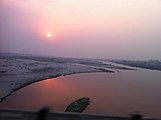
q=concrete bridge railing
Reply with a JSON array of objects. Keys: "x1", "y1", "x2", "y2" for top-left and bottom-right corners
[{"x1": 0, "y1": 108, "x2": 160, "y2": 120}]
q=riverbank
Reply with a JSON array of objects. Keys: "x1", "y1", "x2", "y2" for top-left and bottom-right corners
[
  {"x1": 0, "y1": 53, "x2": 134, "y2": 101},
  {"x1": 110, "y1": 60, "x2": 161, "y2": 71}
]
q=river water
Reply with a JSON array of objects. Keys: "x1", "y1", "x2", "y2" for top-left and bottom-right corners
[{"x1": 0, "y1": 69, "x2": 161, "y2": 117}]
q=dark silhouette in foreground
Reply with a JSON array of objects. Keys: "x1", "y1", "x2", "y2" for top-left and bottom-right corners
[
  {"x1": 0, "y1": 108, "x2": 159, "y2": 120},
  {"x1": 65, "y1": 97, "x2": 91, "y2": 113},
  {"x1": 36, "y1": 106, "x2": 50, "y2": 120},
  {"x1": 130, "y1": 112, "x2": 143, "y2": 120}
]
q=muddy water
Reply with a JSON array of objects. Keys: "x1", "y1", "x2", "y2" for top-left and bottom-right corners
[{"x1": 0, "y1": 69, "x2": 161, "y2": 117}]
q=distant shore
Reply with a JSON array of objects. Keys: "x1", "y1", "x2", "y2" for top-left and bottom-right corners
[{"x1": 110, "y1": 60, "x2": 161, "y2": 71}]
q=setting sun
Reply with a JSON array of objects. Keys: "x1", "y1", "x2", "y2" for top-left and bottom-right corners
[{"x1": 46, "y1": 32, "x2": 52, "y2": 38}]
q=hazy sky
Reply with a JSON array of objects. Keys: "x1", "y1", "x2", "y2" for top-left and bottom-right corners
[{"x1": 1, "y1": 0, "x2": 161, "y2": 60}]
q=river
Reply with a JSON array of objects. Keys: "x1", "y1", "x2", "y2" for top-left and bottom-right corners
[{"x1": 0, "y1": 69, "x2": 161, "y2": 117}]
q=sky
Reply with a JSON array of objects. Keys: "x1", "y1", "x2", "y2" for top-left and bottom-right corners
[{"x1": 0, "y1": 0, "x2": 161, "y2": 60}]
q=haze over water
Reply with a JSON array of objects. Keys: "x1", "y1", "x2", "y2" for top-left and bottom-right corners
[
  {"x1": 1, "y1": 1, "x2": 161, "y2": 119},
  {"x1": 1, "y1": 70, "x2": 161, "y2": 117},
  {"x1": 1, "y1": 0, "x2": 161, "y2": 60}
]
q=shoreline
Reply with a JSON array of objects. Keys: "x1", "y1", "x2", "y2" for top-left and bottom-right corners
[
  {"x1": 0, "y1": 54, "x2": 136, "y2": 102},
  {"x1": 0, "y1": 70, "x2": 111, "y2": 102}
]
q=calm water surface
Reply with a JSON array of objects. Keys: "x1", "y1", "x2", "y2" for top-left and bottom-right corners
[{"x1": 0, "y1": 69, "x2": 161, "y2": 117}]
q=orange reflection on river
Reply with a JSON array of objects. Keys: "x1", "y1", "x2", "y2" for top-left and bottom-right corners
[{"x1": 0, "y1": 71, "x2": 161, "y2": 117}]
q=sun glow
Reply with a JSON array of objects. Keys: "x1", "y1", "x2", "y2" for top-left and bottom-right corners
[{"x1": 46, "y1": 32, "x2": 52, "y2": 38}]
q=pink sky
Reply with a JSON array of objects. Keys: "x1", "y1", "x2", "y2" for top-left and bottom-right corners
[{"x1": 1, "y1": 0, "x2": 161, "y2": 60}]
